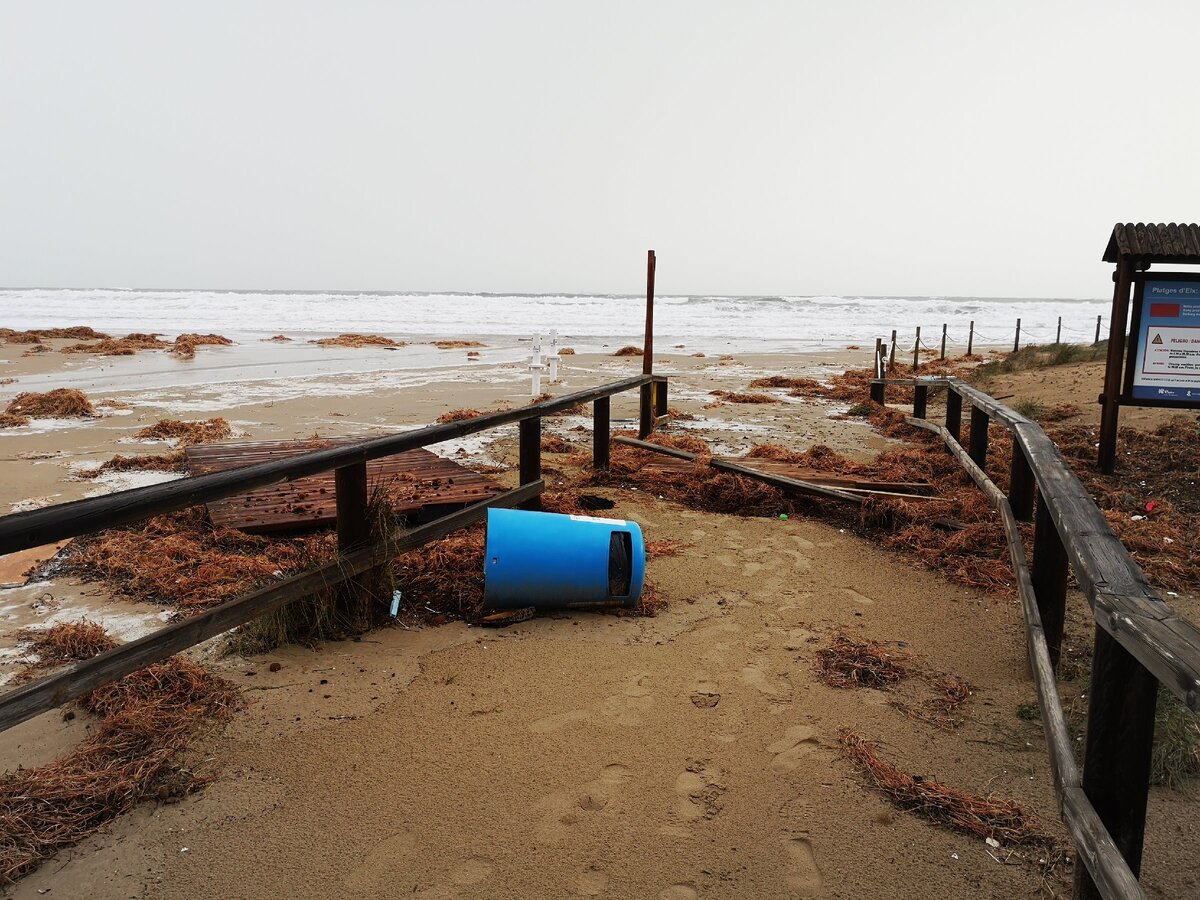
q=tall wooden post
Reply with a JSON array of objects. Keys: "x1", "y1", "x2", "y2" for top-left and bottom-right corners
[
  {"x1": 912, "y1": 384, "x2": 928, "y2": 419},
  {"x1": 653, "y1": 378, "x2": 668, "y2": 419},
  {"x1": 1098, "y1": 258, "x2": 1132, "y2": 474},
  {"x1": 1009, "y1": 446, "x2": 1035, "y2": 522},
  {"x1": 1056, "y1": 316, "x2": 1062, "y2": 344},
  {"x1": 519, "y1": 418, "x2": 542, "y2": 510},
  {"x1": 969, "y1": 406, "x2": 989, "y2": 468},
  {"x1": 940, "y1": 323, "x2": 947, "y2": 359},
  {"x1": 1014, "y1": 318, "x2": 1022, "y2": 353},
  {"x1": 913, "y1": 326, "x2": 921, "y2": 371},
  {"x1": 1095, "y1": 315, "x2": 1102, "y2": 345},
  {"x1": 870, "y1": 338, "x2": 885, "y2": 404},
  {"x1": 967, "y1": 320, "x2": 974, "y2": 356},
  {"x1": 889, "y1": 329, "x2": 897, "y2": 372},
  {"x1": 639, "y1": 250, "x2": 656, "y2": 437}
]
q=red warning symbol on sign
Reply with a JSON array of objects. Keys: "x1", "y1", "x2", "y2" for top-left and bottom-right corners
[{"x1": 1152, "y1": 333, "x2": 1164, "y2": 345}]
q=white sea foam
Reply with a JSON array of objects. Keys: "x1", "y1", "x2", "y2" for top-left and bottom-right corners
[{"x1": 0, "y1": 289, "x2": 1109, "y2": 354}]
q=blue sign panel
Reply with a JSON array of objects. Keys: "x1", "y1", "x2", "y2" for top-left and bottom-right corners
[{"x1": 1131, "y1": 278, "x2": 1200, "y2": 403}]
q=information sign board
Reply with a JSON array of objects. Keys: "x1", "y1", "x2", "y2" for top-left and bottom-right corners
[{"x1": 1124, "y1": 273, "x2": 1200, "y2": 407}]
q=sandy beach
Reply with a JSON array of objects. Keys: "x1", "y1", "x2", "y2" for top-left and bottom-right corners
[{"x1": 1, "y1": 333, "x2": 1197, "y2": 899}]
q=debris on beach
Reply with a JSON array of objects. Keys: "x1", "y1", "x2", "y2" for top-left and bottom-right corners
[
  {"x1": 815, "y1": 633, "x2": 910, "y2": 689},
  {"x1": 134, "y1": 417, "x2": 232, "y2": 446},
  {"x1": 0, "y1": 413, "x2": 31, "y2": 428},
  {"x1": 437, "y1": 408, "x2": 484, "y2": 424},
  {"x1": 62, "y1": 507, "x2": 336, "y2": 611},
  {"x1": 541, "y1": 434, "x2": 572, "y2": 453},
  {"x1": 0, "y1": 641, "x2": 241, "y2": 884},
  {"x1": 612, "y1": 345, "x2": 643, "y2": 356},
  {"x1": 431, "y1": 340, "x2": 484, "y2": 349},
  {"x1": 558, "y1": 347, "x2": 576, "y2": 355},
  {"x1": 16, "y1": 621, "x2": 117, "y2": 675},
  {"x1": 263, "y1": 334, "x2": 293, "y2": 342},
  {"x1": 1, "y1": 326, "x2": 110, "y2": 343},
  {"x1": 75, "y1": 451, "x2": 187, "y2": 478},
  {"x1": 5, "y1": 388, "x2": 97, "y2": 418},
  {"x1": 838, "y1": 729, "x2": 1059, "y2": 853},
  {"x1": 311, "y1": 333, "x2": 404, "y2": 348},
  {"x1": 61, "y1": 333, "x2": 171, "y2": 355},
  {"x1": 709, "y1": 390, "x2": 780, "y2": 404},
  {"x1": 170, "y1": 333, "x2": 233, "y2": 359}
]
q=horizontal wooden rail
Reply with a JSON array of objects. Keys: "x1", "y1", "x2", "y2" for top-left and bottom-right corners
[
  {"x1": 0, "y1": 481, "x2": 544, "y2": 734},
  {"x1": 0, "y1": 375, "x2": 650, "y2": 555},
  {"x1": 906, "y1": 416, "x2": 1143, "y2": 899}
]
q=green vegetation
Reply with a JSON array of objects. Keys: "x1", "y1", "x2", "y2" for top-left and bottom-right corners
[
  {"x1": 1152, "y1": 689, "x2": 1200, "y2": 789},
  {"x1": 969, "y1": 341, "x2": 1108, "y2": 388},
  {"x1": 845, "y1": 401, "x2": 875, "y2": 417}
]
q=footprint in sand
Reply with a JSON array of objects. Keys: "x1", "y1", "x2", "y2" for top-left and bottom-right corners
[
  {"x1": 531, "y1": 674, "x2": 654, "y2": 731},
  {"x1": 343, "y1": 829, "x2": 417, "y2": 892},
  {"x1": 530, "y1": 708, "x2": 590, "y2": 733},
  {"x1": 738, "y1": 664, "x2": 786, "y2": 697},
  {"x1": 659, "y1": 885, "x2": 699, "y2": 900},
  {"x1": 577, "y1": 866, "x2": 610, "y2": 896},
  {"x1": 537, "y1": 764, "x2": 633, "y2": 843},
  {"x1": 673, "y1": 761, "x2": 725, "y2": 823},
  {"x1": 767, "y1": 725, "x2": 821, "y2": 773},
  {"x1": 842, "y1": 588, "x2": 874, "y2": 606},
  {"x1": 689, "y1": 676, "x2": 720, "y2": 709},
  {"x1": 450, "y1": 856, "x2": 495, "y2": 886},
  {"x1": 783, "y1": 835, "x2": 825, "y2": 895}
]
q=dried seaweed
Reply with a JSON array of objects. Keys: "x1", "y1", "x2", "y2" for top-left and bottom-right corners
[
  {"x1": 134, "y1": 418, "x2": 232, "y2": 446},
  {"x1": 5, "y1": 389, "x2": 96, "y2": 418},
  {"x1": 311, "y1": 333, "x2": 403, "y2": 348}
]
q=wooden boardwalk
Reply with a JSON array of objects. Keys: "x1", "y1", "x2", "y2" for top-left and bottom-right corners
[{"x1": 185, "y1": 437, "x2": 505, "y2": 533}]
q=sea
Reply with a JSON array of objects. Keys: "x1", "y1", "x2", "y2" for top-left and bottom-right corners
[{"x1": 0, "y1": 288, "x2": 1109, "y2": 355}]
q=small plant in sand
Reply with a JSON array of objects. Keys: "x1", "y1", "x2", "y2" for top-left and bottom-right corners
[
  {"x1": 170, "y1": 333, "x2": 233, "y2": 359},
  {"x1": 134, "y1": 418, "x2": 232, "y2": 446},
  {"x1": 311, "y1": 333, "x2": 404, "y2": 348},
  {"x1": 5, "y1": 389, "x2": 97, "y2": 418}
]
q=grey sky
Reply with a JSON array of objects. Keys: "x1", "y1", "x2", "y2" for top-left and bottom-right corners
[{"x1": 1, "y1": 1, "x2": 1196, "y2": 297}]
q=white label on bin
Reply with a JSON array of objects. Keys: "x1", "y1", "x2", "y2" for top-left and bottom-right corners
[{"x1": 569, "y1": 514, "x2": 628, "y2": 526}]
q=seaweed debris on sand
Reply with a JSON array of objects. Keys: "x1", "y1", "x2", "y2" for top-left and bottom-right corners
[
  {"x1": 5, "y1": 389, "x2": 97, "y2": 418},
  {"x1": 311, "y1": 334, "x2": 404, "y2": 348},
  {"x1": 170, "y1": 333, "x2": 233, "y2": 359},
  {"x1": 134, "y1": 418, "x2": 232, "y2": 446}
]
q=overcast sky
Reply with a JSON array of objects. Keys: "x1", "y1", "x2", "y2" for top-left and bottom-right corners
[{"x1": 1, "y1": 1, "x2": 1196, "y2": 297}]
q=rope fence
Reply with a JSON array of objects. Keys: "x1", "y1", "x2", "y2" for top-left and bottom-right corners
[{"x1": 882, "y1": 315, "x2": 1107, "y2": 368}]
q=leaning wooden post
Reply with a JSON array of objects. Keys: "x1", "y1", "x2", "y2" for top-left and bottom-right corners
[
  {"x1": 913, "y1": 326, "x2": 921, "y2": 371},
  {"x1": 888, "y1": 329, "x2": 897, "y2": 372},
  {"x1": 967, "y1": 320, "x2": 975, "y2": 356},
  {"x1": 1008, "y1": 444, "x2": 1035, "y2": 522},
  {"x1": 1099, "y1": 258, "x2": 1133, "y2": 474},
  {"x1": 940, "y1": 323, "x2": 947, "y2": 359},
  {"x1": 1013, "y1": 317, "x2": 1022, "y2": 353},
  {"x1": 945, "y1": 389, "x2": 962, "y2": 443},
  {"x1": 593, "y1": 397, "x2": 610, "y2": 471},
  {"x1": 1030, "y1": 493, "x2": 1067, "y2": 667},
  {"x1": 968, "y1": 406, "x2": 989, "y2": 468},
  {"x1": 518, "y1": 418, "x2": 542, "y2": 510},
  {"x1": 912, "y1": 383, "x2": 928, "y2": 419},
  {"x1": 1056, "y1": 316, "x2": 1062, "y2": 344},
  {"x1": 1073, "y1": 632, "x2": 1159, "y2": 900},
  {"x1": 335, "y1": 461, "x2": 373, "y2": 632},
  {"x1": 639, "y1": 249, "x2": 656, "y2": 437}
]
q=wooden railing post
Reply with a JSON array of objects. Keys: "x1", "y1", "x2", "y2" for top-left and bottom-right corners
[
  {"x1": 870, "y1": 339, "x2": 885, "y2": 404},
  {"x1": 1073, "y1": 631, "x2": 1159, "y2": 900},
  {"x1": 519, "y1": 418, "x2": 542, "y2": 510},
  {"x1": 912, "y1": 383, "x2": 928, "y2": 419},
  {"x1": 593, "y1": 397, "x2": 610, "y2": 471},
  {"x1": 1030, "y1": 493, "x2": 1067, "y2": 667},
  {"x1": 638, "y1": 383, "x2": 653, "y2": 438},
  {"x1": 1009, "y1": 445, "x2": 1035, "y2": 522},
  {"x1": 968, "y1": 406, "x2": 989, "y2": 468},
  {"x1": 653, "y1": 377, "x2": 668, "y2": 420},
  {"x1": 335, "y1": 461, "x2": 374, "y2": 632},
  {"x1": 945, "y1": 388, "x2": 962, "y2": 443},
  {"x1": 889, "y1": 329, "x2": 897, "y2": 372}
]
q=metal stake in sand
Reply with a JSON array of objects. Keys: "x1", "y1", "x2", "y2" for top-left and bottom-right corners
[
  {"x1": 546, "y1": 329, "x2": 561, "y2": 382},
  {"x1": 529, "y1": 333, "x2": 547, "y2": 398}
]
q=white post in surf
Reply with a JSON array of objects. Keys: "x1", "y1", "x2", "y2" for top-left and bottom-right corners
[
  {"x1": 546, "y1": 328, "x2": 561, "y2": 382},
  {"x1": 529, "y1": 333, "x2": 547, "y2": 397}
]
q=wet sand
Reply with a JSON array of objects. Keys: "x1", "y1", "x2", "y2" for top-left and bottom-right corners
[{"x1": 1, "y1": 337, "x2": 1198, "y2": 898}]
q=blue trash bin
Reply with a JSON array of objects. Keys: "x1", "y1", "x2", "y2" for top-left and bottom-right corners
[{"x1": 483, "y1": 508, "x2": 646, "y2": 610}]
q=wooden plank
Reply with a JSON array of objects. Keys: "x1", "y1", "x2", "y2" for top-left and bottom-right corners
[
  {"x1": 1032, "y1": 492, "x2": 1068, "y2": 669},
  {"x1": 1063, "y1": 788, "x2": 1147, "y2": 900},
  {"x1": 518, "y1": 418, "x2": 541, "y2": 511},
  {"x1": 613, "y1": 435, "x2": 699, "y2": 461},
  {"x1": 0, "y1": 481, "x2": 545, "y2": 734},
  {"x1": 186, "y1": 442, "x2": 503, "y2": 533},
  {"x1": 0, "y1": 375, "x2": 651, "y2": 554},
  {"x1": 709, "y1": 459, "x2": 864, "y2": 505}
]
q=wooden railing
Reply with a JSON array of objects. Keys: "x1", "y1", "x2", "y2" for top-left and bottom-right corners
[
  {"x1": 0, "y1": 374, "x2": 665, "y2": 733},
  {"x1": 871, "y1": 374, "x2": 1200, "y2": 900}
]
